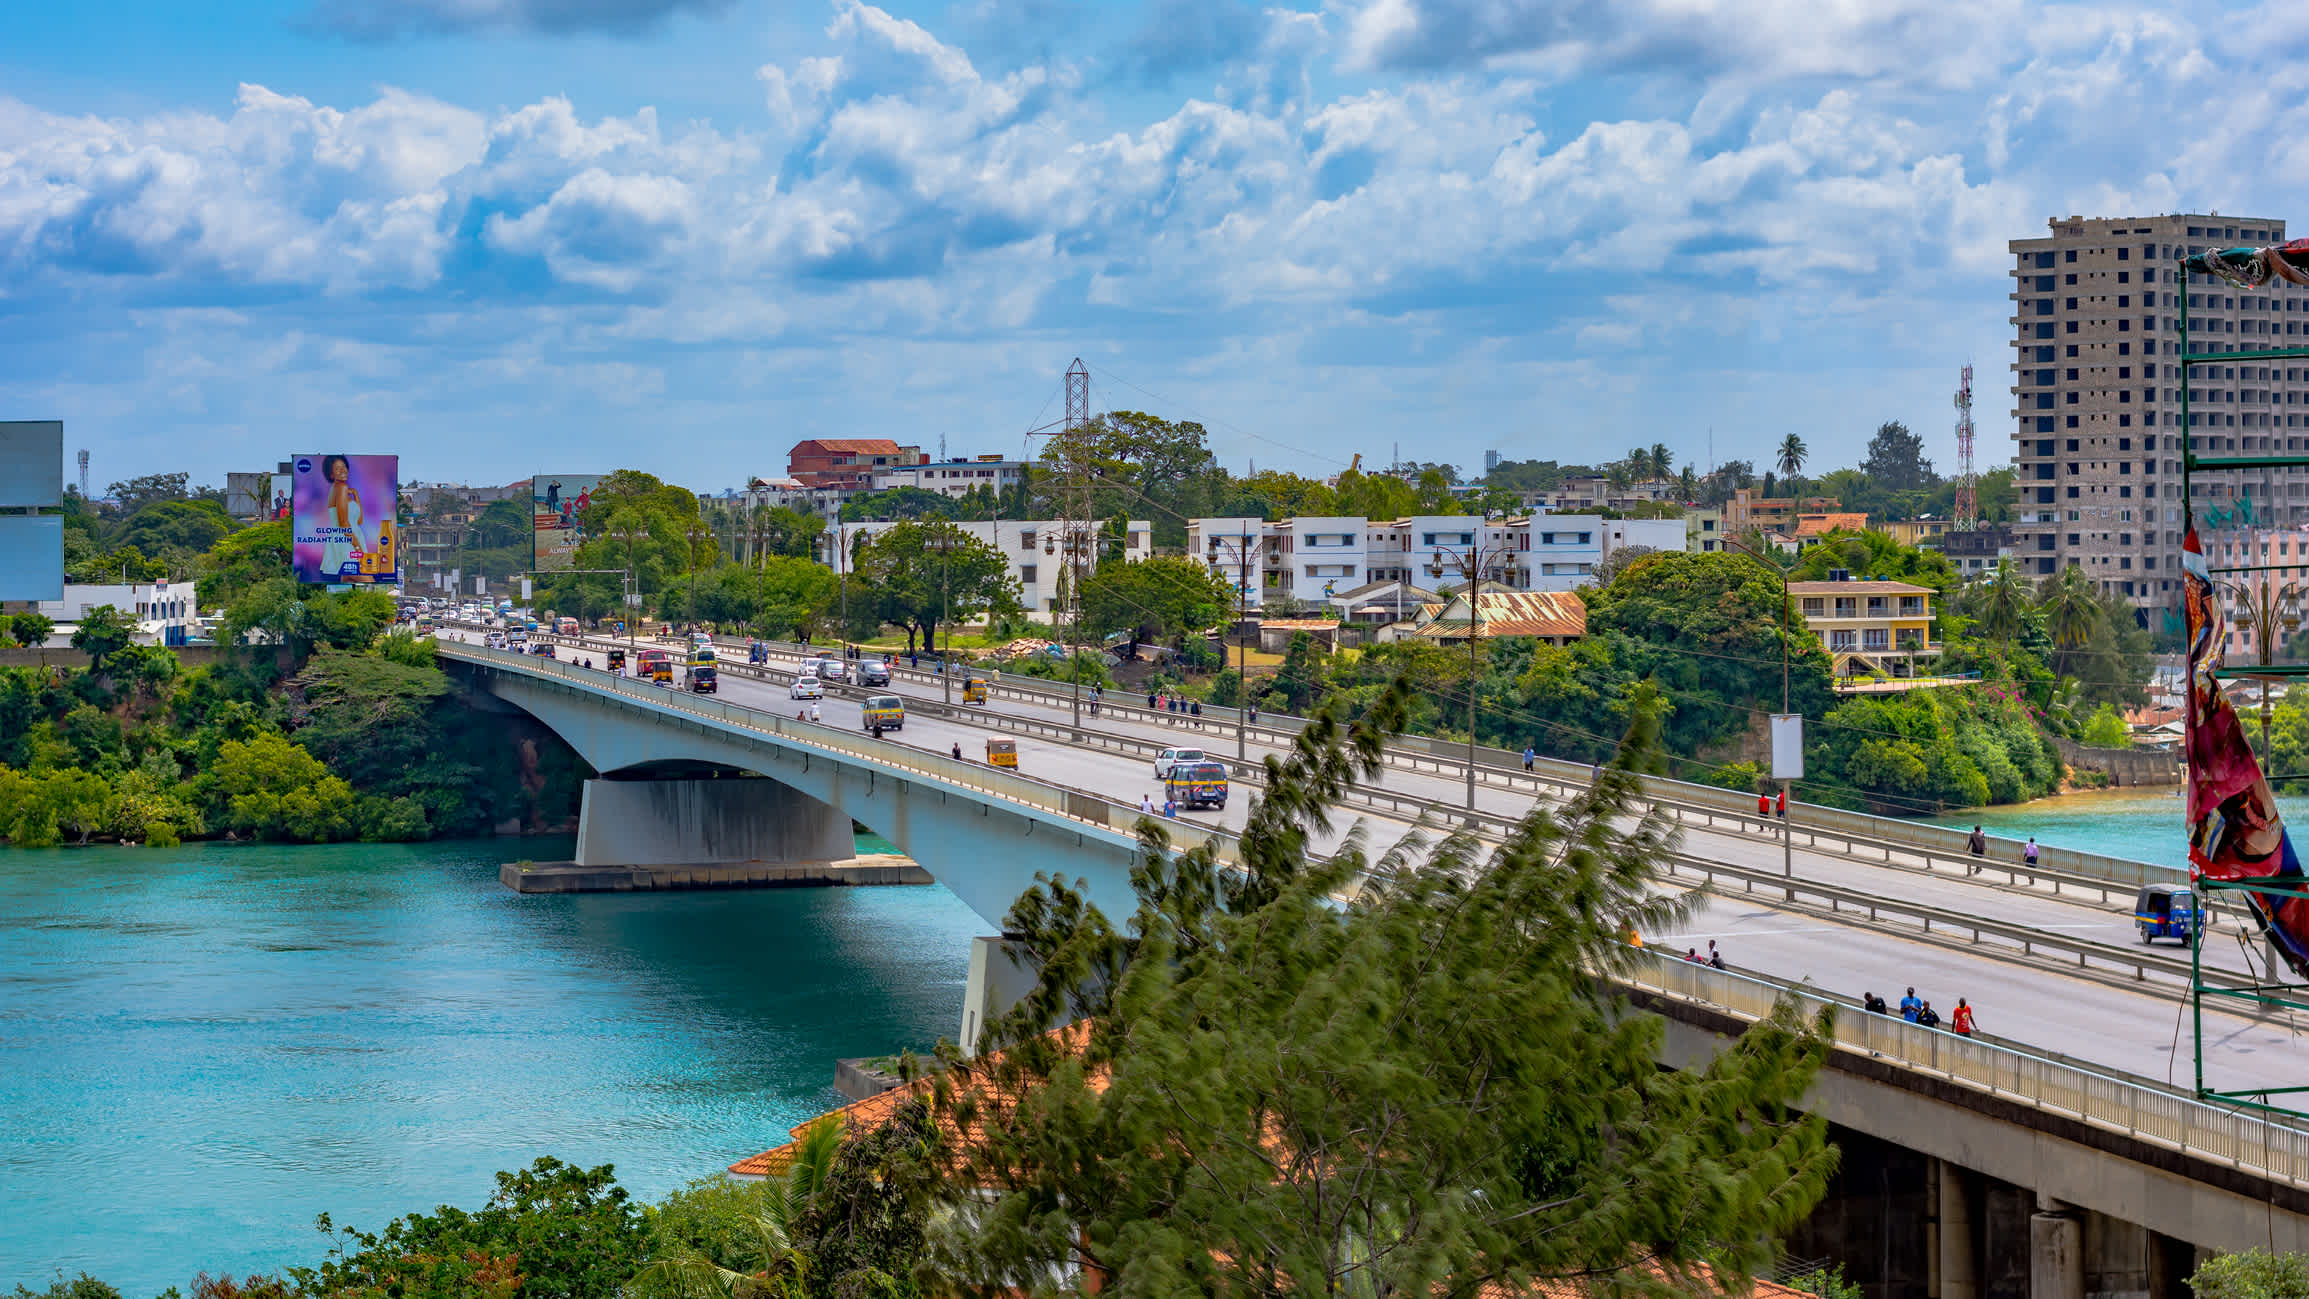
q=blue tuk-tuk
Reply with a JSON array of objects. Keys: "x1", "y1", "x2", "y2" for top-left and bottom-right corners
[
  {"x1": 748, "y1": 641, "x2": 769, "y2": 665},
  {"x1": 2134, "y1": 884, "x2": 2207, "y2": 945}
]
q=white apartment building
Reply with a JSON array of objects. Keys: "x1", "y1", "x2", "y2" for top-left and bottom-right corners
[
  {"x1": 869, "y1": 456, "x2": 1030, "y2": 500},
  {"x1": 37, "y1": 579, "x2": 200, "y2": 643},
  {"x1": 827, "y1": 518, "x2": 1152, "y2": 623},
  {"x1": 1188, "y1": 514, "x2": 1688, "y2": 610}
]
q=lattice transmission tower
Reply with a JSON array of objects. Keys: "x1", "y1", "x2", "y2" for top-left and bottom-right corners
[{"x1": 1953, "y1": 363, "x2": 1977, "y2": 531}]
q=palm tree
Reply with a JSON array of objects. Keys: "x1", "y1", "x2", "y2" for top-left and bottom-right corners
[
  {"x1": 1776, "y1": 435, "x2": 1807, "y2": 497},
  {"x1": 2038, "y1": 563, "x2": 2104, "y2": 674},
  {"x1": 747, "y1": 501, "x2": 775, "y2": 570},
  {"x1": 1976, "y1": 559, "x2": 2031, "y2": 642},
  {"x1": 1647, "y1": 442, "x2": 1674, "y2": 481},
  {"x1": 631, "y1": 1117, "x2": 845, "y2": 1298}
]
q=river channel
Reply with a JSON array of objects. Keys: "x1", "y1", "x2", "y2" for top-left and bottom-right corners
[{"x1": 0, "y1": 836, "x2": 985, "y2": 1292}]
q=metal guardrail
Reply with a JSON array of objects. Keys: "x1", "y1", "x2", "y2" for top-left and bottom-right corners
[
  {"x1": 1626, "y1": 951, "x2": 2309, "y2": 1190},
  {"x1": 445, "y1": 638, "x2": 2308, "y2": 1186}
]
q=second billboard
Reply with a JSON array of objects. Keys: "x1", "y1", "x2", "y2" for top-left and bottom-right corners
[{"x1": 533, "y1": 474, "x2": 602, "y2": 572}]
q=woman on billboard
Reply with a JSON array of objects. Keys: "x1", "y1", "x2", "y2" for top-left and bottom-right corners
[{"x1": 320, "y1": 454, "x2": 372, "y2": 579}]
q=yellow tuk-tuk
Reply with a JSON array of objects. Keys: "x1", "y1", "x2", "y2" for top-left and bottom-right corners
[
  {"x1": 985, "y1": 738, "x2": 1018, "y2": 769},
  {"x1": 862, "y1": 695, "x2": 907, "y2": 732},
  {"x1": 607, "y1": 648, "x2": 626, "y2": 673},
  {"x1": 963, "y1": 676, "x2": 989, "y2": 705}
]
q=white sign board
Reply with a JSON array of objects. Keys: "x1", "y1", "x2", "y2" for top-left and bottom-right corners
[{"x1": 1770, "y1": 714, "x2": 1804, "y2": 781}]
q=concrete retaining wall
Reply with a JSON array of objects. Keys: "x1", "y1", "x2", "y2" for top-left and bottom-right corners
[
  {"x1": 2051, "y1": 737, "x2": 2179, "y2": 788},
  {"x1": 0, "y1": 645, "x2": 244, "y2": 670},
  {"x1": 503, "y1": 854, "x2": 930, "y2": 893}
]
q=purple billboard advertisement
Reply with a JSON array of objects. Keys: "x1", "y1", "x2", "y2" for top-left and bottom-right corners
[{"x1": 290, "y1": 454, "x2": 400, "y2": 585}]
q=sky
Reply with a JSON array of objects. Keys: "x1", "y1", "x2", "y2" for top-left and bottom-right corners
[{"x1": 3, "y1": 0, "x2": 2306, "y2": 495}]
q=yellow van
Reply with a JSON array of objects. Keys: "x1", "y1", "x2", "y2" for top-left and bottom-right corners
[{"x1": 862, "y1": 695, "x2": 906, "y2": 732}]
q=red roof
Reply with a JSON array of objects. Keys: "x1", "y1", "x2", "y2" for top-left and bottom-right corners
[{"x1": 791, "y1": 438, "x2": 907, "y2": 454}]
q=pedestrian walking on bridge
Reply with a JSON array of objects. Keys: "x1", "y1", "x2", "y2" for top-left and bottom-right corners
[
  {"x1": 1952, "y1": 998, "x2": 1976, "y2": 1036},
  {"x1": 1899, "y1": 987, "x2": 1921, "y2": 1022},
  {"x1": 1522, "y1": 745, "x2": 1536, "y2": 772},
  {"x1": 1967, "y1": 825, "x2": 1988, "y2": 875}
]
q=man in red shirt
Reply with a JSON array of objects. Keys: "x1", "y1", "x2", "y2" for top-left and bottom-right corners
[{"x1": 1952, "y1": 999, "x2": 1977, "y2": 1036}]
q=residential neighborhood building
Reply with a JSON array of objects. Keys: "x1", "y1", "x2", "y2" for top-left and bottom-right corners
[
  {"x1": 1186, "y1": 514, "x2": 1687, "y2": 612},
  {"x1": 1879, "y1": 517, "x2": 1951, "y2": 547},
  {"x1": 1789, "y1": 576, "x2": 1941, "y2": 684},
  {"x1": 36, "y1": 579, "x2": 200, "y2": 643},
  {"x1": 1937, "y1": 525, "x2": 2015, "y2": 579},
  {"x1": 786, "y1": 439, "x2": 928, "y2": 490},
  {"x1": 870, "y1": 455, "x2": 1031, "y2": 500},
  {"x1": 1400, "y1": 589, "x2": 1586, "y2": 647},
  {"x1": 2008, "y1": 212, "x2": 2308, "y2": 627},
  {"x1": 1723, "y1": 489, "x2": 1838, "y2": 534},
  {"x1": 1687, "y1": 507, "x2": 1724, "y2": 553},
  {"x1": 827, "y1": 518, "x2": 1152, "y2": 622},
  {"x1": 1525, "y1": 476, "x2": 1679, "y2": 513}
]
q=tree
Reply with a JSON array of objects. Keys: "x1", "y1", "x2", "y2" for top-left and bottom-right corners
[
  {"x1": 1079, "y1": 555, "x2": 1234, "y2": 657},
  {"x1": 105, "y1": 471, "x2": 191, "y2": 513},
  {"x1": 841, "y1": 486, "x2": 958, "y2": 522},
  {"x1": 1777, "y1": 433, "x2": 1808, "y2": 483},
  {"x1": 197, "y1": 520, "x2": 292, "y2": 610},
  {"x1": 926, "y1": 680, "x2": 1834, "y2": 1298},
  {"x1": 2191, "y1": 1249, "x2": 2309, "y2": 1299},
  {"x1": 1973, "y1": 559, "x2": 2033, "y2": 643},
  {"x1": 8, "y1": 610, "x2": 54, "y2": 648},
  {"x1": 1861, "y1": 421, "x2": 1937, "y2": 492},
  {"x1": 70, "y1": 606, "x2": 137, "y2": 673},
  {"x1": 2081, "y1": 703, "x2": 2131, "y2": 748},
  {"x1": 120, "y1": 498, "x2": 235, "y2": 568},
  {"x1": 853, "y1": 522, "x2": 1021, "y2": 652},
  {"x1": 293, "y1": 1158, "x2": 646, "y2": 1299},
  {"x1": 2038, "y1": 563, "x2": 2105, "y2": 677},
  {"x1": 1037, "y1": 411, "x2": 1224, "y2": 547},
  {"x1": 632, "y1": 1119, "x2": 845, "y2": 1298}
]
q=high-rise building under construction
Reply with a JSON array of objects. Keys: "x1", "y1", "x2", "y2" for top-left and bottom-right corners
[{"x1": 2008, "y1": 212, "x2": 2309, "y2": 627}]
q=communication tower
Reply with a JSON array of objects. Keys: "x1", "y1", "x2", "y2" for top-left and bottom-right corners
[
  {"x1": 1028, "y1": 358, "x2": 1097, "y2": 728},
  {"x1": 1953, "y1": 364, "x2": 1977, "y2": 531},
  {"x1": 76, "y1": 449, "x2": 89, "y2": 500}
]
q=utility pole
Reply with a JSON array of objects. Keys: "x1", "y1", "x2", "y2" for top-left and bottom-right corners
[{"x1": 1427, "y1": 536, "x2": 1515, "y2": 810}]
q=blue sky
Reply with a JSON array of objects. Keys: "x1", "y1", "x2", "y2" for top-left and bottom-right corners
[{"x1": 2, "y1": 0, "x2": 2301, "y2": 493}]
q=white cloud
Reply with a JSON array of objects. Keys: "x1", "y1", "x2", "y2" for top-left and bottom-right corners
[{"x1": 4, "y1": 0, "x2": 2305, "y2": 484}]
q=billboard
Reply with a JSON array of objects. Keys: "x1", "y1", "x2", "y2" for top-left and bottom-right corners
[
  {"x1": 0, "y1": 420, "x2": 61, "y2": 508},
  {"x1": 290, "y1": 454, "x2": 400, "y2": 585},
  {"x1": 533, "y1": 474, "x2": 602, "y2": 573}
]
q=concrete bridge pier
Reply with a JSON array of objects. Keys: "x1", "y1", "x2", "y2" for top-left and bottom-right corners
[
  {"x1": 2029, "y1": 1195, "x2": 2083, "y2": 1299},
  {"x1": 574, "y1": 775, "x2": 853, "y2": 869},
  {"x1": 1933, "y1": 1158, "x2": 1979, "y2": 1299}
]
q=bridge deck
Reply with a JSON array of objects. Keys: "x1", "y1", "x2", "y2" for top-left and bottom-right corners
[{"x1": 441, "y1": 636, "x2": 2309, "y2": 1130}]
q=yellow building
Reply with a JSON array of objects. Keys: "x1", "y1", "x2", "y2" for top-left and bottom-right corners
[
  {"x1": 1789, "y1": 579, "x2": 1940, "y2": 684},
  {"x1": 1877, "y1": 517, "x2": 1950, "y2": 547}
]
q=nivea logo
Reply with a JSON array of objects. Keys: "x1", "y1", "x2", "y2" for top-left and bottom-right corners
[{"x1": 294, "y1": 458, "x2": 313, "y2": 473}]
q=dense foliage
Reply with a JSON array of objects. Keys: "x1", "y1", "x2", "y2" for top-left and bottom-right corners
[{"x1": 925, "y1": 676, "x2": 1834, "y2": 1296}]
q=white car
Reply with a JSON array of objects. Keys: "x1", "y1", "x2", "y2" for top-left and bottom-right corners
[
  {"x1": 815, "y1": 659, "x2": 850, "y2": 684},
  {"x1": 789, "y1": 677, "x2": 824, "y2": 700},
  {"x1": 1154, "y1": 747, "x2": 1210, "y2": 778}
]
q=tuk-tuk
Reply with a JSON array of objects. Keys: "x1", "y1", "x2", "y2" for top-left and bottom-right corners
[
  {"x1": 638, "y1": 648, "x2": 673, "y2": 683},
  {"x1": 963, "y1": 676, "x2": 989, "y2": 705},
  {"x1": 689, "y1": 662, "x2": 718, "y2": 693},
  {"x1": 2135, "y1": 884, "x2": 2207, "y2": 945},
  {"x1": 1165, "y1": 762, "x2": 1230, "y2": 811},
  {"x1": 607, "y1": 648, "x2": 626, "y2": 673},
  {"x1": 985, "y1": 738, "x2": 1018, "y2": 769},
  {"x1": 862, "y1": 695, "x2": 906, "y2": 732},
  {"x1": 748, "y1": 641, "x2": 769, "y2": 665}
]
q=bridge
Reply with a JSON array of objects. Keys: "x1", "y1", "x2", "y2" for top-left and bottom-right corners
[{"x1": 439, "y1": 635, "x2": 2309, "y2": 1295}]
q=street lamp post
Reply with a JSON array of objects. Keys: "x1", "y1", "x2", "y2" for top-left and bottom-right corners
[
  {"x1": 1211, "y1": 525, "x2": 1257, "y2": 764},
  {"x1": 1726, "y1": 534, "x2": 1795, "y2": 879},
  {"x1": 1426, "y1": 536, "x2": 1519, "y2": 811}
]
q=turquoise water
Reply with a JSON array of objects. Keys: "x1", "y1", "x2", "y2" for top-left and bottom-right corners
[
  {"x1": 1924, "y1": 787, "x2": 2309, "y2": 867},
  {"x1": 0, "y1": 838, "x2": 986, "y2": 1292}
]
